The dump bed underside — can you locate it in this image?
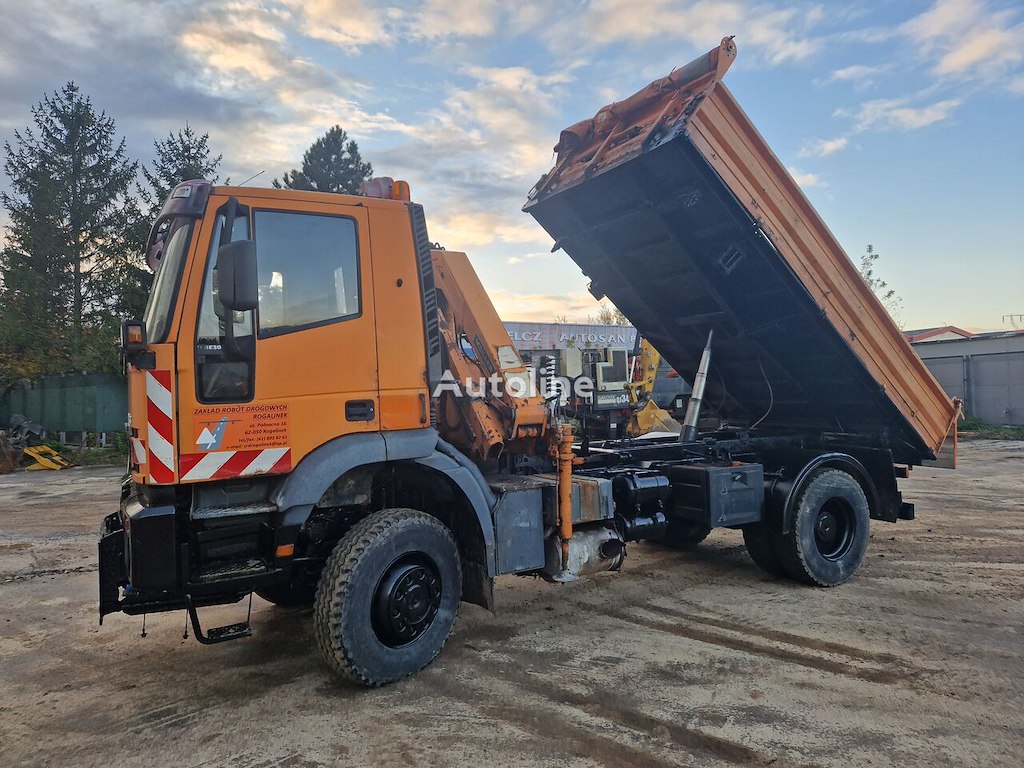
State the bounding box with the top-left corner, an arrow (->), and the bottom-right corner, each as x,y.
525,49 -> 955,465
528,134 -> 926,448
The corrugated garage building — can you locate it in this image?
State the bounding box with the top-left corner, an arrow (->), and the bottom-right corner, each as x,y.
909,329 -> 1024,426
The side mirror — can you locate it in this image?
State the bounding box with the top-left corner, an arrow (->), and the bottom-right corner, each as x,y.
119,319 -> 154,370
120,319 -> 148,353
217,239 -> 258,311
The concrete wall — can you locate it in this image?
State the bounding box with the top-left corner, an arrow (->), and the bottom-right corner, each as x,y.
913,333 -> 1024,425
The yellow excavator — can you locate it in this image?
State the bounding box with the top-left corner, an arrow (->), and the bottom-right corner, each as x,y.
624,338 -> 683,437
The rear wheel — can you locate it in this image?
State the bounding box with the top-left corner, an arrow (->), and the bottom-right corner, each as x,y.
663,519 -> 711,550
776,469 -> 870,586
314,508 -> 461,686
742,521 -> 787,577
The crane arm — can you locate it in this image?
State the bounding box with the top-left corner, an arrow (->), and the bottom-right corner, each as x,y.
431,249 -> 548,461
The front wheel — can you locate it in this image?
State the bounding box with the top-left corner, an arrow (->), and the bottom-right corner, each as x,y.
776,469 -> 870,587
313,508 -> 462,686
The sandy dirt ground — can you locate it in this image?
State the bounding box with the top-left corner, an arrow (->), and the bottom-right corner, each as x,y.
0,440 -> 1021,767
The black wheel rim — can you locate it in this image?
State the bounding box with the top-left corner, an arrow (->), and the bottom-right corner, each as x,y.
371,554 -> 442,648
814,499 -> 856,561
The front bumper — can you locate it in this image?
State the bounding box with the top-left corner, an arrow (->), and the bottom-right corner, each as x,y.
98,505 -> 191,621
98,491 -> 286,622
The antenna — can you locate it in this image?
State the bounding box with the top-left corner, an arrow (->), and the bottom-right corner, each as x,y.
1003,314 -> 1024,329
238,170 -> 265,186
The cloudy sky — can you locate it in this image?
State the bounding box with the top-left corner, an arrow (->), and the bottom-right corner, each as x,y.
1,0 -> 1022,330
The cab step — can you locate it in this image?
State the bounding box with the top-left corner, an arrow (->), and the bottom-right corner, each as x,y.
186,596 -> 252,645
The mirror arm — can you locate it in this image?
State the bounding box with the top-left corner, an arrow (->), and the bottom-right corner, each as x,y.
220,197 -> 238,248
221,313 -> 251,362
215,197 -> 254,354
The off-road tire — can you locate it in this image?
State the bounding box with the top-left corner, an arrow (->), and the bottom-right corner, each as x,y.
313,509 -> 461,686
775,469 -> 870,586
663,519 -> 712,550
742,522 -> 787,577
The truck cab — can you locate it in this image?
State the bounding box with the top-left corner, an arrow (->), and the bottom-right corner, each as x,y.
103,178 -> 558,683
128,181 -> 433,489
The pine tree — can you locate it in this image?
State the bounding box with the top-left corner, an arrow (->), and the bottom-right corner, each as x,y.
273,125 -> 372,194
0,169 -> 65,385
140,123 -> 222,216
0,82 -> 138,382
123,123 -> 225,322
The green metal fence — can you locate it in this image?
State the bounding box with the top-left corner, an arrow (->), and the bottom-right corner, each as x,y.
1,373 -> 128,434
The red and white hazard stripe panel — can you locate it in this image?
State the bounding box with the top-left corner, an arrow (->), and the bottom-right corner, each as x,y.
178,448 -> 292,483
146,370 -> 176,484
129,436 -> 147,466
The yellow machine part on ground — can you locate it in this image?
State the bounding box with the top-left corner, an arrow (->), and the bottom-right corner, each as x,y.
23,445 -> 74,471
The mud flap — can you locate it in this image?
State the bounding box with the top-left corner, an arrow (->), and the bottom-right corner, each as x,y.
98,527 -> 126,623
462,560 -> 495,613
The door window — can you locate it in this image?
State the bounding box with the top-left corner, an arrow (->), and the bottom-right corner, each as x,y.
253,211 -> 360,336
195,207 -> 254,402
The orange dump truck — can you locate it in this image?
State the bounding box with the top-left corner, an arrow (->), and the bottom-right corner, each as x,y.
98,38 -> 957,686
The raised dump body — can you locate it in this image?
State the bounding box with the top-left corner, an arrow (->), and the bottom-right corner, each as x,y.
525,38 -> 956,466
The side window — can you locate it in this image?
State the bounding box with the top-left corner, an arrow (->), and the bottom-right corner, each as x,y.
253,211 -> 360,336
195,208 -> 254,402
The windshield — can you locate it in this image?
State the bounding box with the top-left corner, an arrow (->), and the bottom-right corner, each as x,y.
143,219 -> 194,342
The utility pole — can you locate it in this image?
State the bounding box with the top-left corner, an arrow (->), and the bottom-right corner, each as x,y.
1002,314 -> 1024,329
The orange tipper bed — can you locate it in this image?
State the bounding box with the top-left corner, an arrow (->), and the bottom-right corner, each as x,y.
525,38 -> 956,465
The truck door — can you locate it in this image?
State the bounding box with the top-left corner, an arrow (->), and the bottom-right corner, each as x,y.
177,196 -> 378,482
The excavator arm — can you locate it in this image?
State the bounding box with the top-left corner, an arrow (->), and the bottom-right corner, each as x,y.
625,338 -> 683,437
625,337 -> 660,406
